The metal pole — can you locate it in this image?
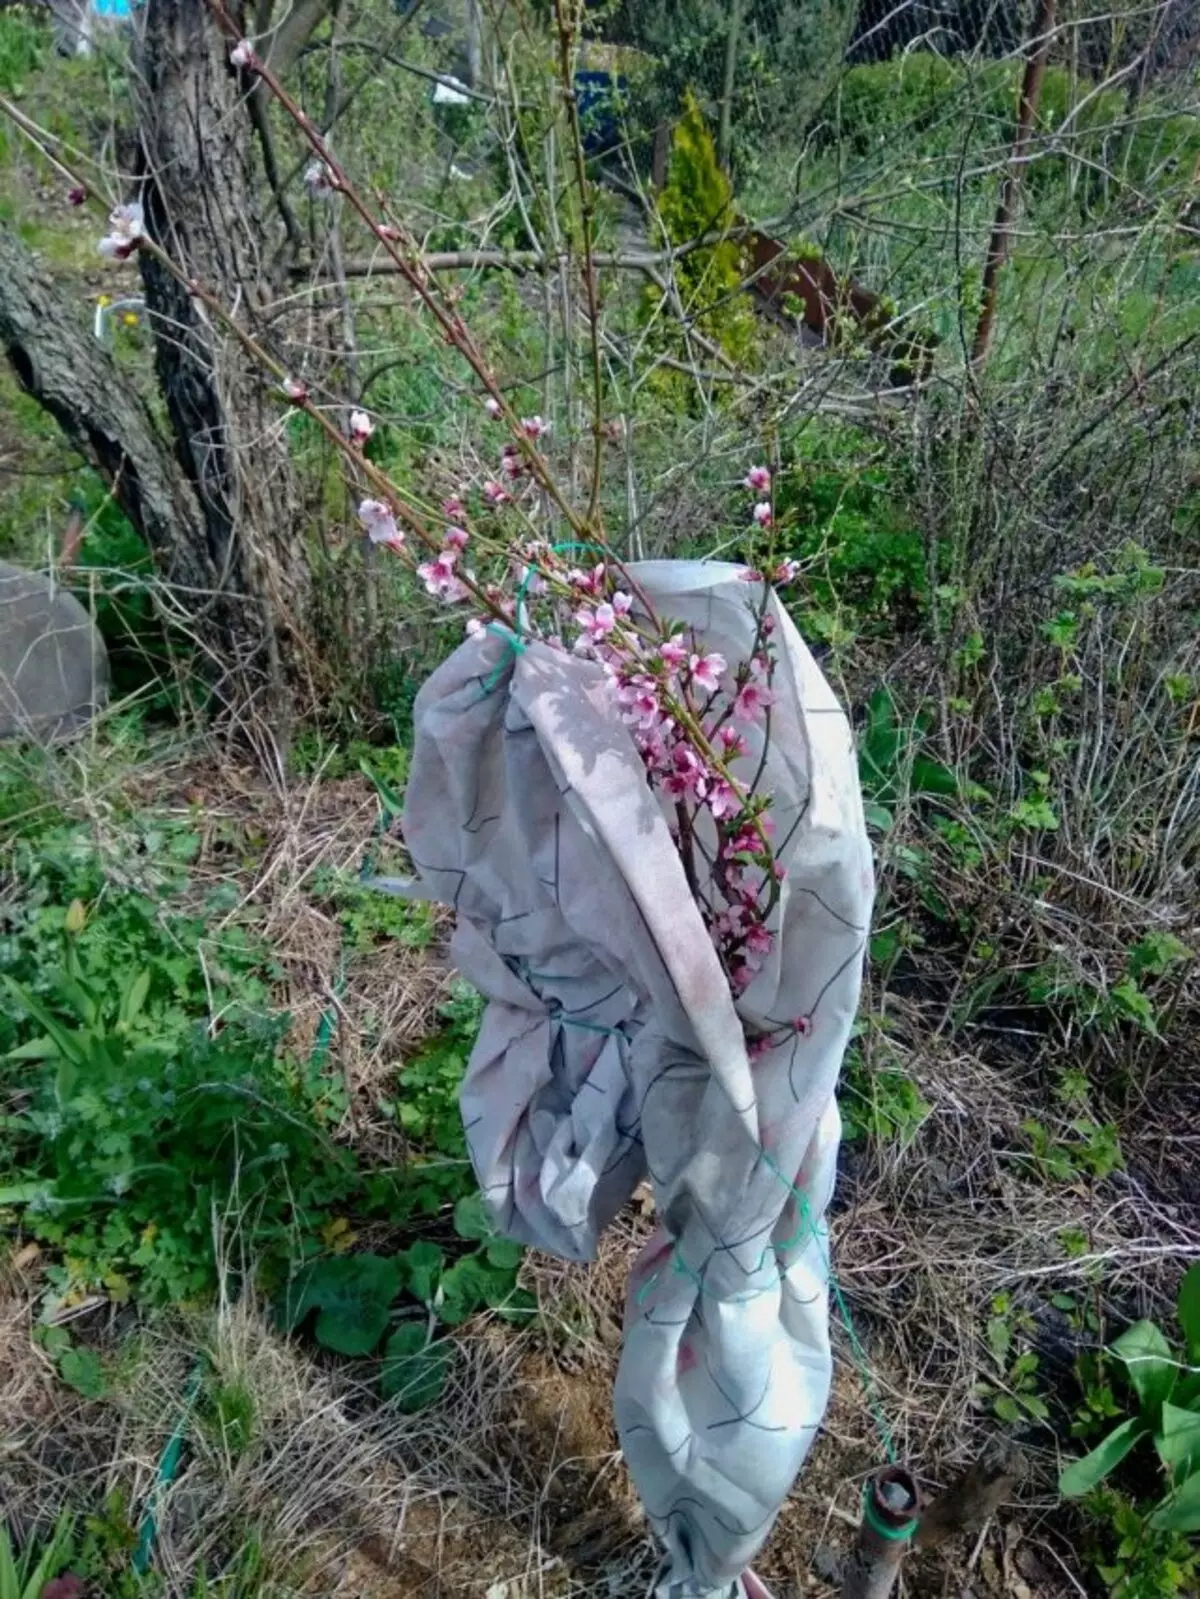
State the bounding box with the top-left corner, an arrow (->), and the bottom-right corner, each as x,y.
839,1467 -> 919,1599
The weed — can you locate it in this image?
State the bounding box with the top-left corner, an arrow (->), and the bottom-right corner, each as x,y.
1061,1265 -> 1200,1589
838,1041 -> 929,1148
976,1292 -> 1050,1426
0,1513 -> 76,1599
279,1183 -> 532,1411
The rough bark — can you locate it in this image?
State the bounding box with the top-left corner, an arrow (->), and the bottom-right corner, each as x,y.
134,0 -> 312,714
0,223 -> 210,579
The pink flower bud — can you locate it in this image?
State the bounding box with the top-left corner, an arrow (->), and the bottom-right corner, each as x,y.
68,185 -> 87,207
752,501 -> 773,528
283,377 -> 308,402
484,396 -> 502,419
348,409 -> 374,446
230,38 -> 257,70
745,464 -> 771,494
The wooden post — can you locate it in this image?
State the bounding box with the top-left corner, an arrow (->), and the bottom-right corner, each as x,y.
717,0 -> 744,174
839,1467 -> 919,1599
970,0 -> 1056,366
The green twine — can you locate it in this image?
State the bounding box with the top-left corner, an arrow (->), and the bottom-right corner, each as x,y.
131,1360 -> 204,1575
476,540 -> 614,700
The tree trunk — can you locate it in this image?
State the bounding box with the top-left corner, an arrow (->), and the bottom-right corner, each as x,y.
134,0 -> 312,721
0,224 -> 210,584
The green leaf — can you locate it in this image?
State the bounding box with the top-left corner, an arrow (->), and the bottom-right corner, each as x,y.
438,1253 -> 509,1325
1113,1320 -> 1177,1422
1150,1469 -> 1200,1534
2,978 -> 85,1069
279,1255 -> 401,1356
398,1240 -> 444,1305
380,1324 -> 449,1412
1157,1401 -> 1200,1477
1178,1263 -> 1200,1362
863,801 -> 893,833
120,968 -> 152,1028
0,1181 -> 51,1205
494,1287 -> 538,1324
1059,1417 -> 1147,1496
909,754 -> 959,798
993,1395 -> 1021,1424
58,1346 -> 108,1399
359,758 -> 405,819
6,1036 -> 59,1061
485,1238 -> 524,1272
0,1520 -> 19,1599
453,1191 -> 496,1241
19,1509 -> 75,1599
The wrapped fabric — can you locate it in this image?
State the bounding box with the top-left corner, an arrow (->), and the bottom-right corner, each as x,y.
396,562 -> 873,1596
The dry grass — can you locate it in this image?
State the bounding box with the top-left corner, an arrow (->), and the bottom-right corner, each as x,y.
2,722 -> 1195,1598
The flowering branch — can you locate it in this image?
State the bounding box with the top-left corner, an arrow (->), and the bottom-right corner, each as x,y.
66,15 -> 808,1007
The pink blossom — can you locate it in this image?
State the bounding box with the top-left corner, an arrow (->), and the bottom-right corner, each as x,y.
619,676 -> 662,732
660,638 -> 688,671
774,559 -> 801,584
718,726 -> 748,758
483,479 -> 509,505
728,825 -> 763,857
500,445 -> 522,480
442,496 -> 465,518
745,923 -> 774,958
418,550 -> 465,601
283,376 -> 308,402
566,563 -> 606,595
612,591 -> 633,617
748,1036 -> 771,1062
97,200 -> 144,261
749,653 -> 771,681
520,414 -> 550,440
738,568 -> 764,583
466,617 -> 486,637
577,602 -> 616,642
663,744 -> 706,800
357,499 -> 403,548
706,778 -> 741,820
230,38 -> 257,69
444,525 -> 469,551
752,501 -> 773,528
483,396 -> 502,418
689,652 -> 726,694
793,1015 -> 813,1037
714,905 -> 746,939
349,409 -> 374,446
730,963 -> 754,992
733,681 -> 775,722
745,464 -> 771,494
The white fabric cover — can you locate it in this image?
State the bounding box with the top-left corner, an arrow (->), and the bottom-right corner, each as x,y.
396,562 -> 873,1595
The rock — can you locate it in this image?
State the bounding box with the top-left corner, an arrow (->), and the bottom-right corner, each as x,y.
0,561 -> 109,743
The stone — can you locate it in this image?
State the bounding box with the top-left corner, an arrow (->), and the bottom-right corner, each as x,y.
0,560 -> 109,743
